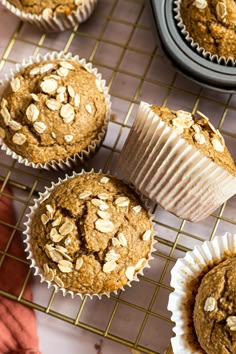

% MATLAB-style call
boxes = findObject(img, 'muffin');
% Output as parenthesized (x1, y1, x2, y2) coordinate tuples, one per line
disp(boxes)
(194, 257, 236, 354)
(168, 233, 236, 354)
(1, 0, 97, 32)
(23, 171, 155, 297)
(0, 52, 111, 169)
(176, 0, 236, 63)
(119, 101, 236, 222)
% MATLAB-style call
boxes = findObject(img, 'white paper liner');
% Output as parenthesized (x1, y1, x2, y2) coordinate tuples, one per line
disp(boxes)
(0, 51, 111, 170)
(167, 232, 236, 354)
(119, 101, 236, 222)
(1, 0, 97, 32)
(173, 0, 236, 66)
(23, 169, 157, 299)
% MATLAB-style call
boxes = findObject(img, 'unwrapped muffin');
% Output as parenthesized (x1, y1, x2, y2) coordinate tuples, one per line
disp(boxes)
(168, 233, 236, 354)
(24, 171, 155, 297)
(0, 52, 111, 169)
(1, 0, 97, 32)
(175, 0, 236, 63)
(119, 101, 236, 222)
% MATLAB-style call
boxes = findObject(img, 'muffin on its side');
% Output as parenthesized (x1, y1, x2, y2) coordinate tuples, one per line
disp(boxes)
(24, 172, 154, 297)
(119, 101, 236, 222)
(178, 0, 236, 61)
(194, 257, 236, 354)
(0, 52, 110, 169)
(1, 0, 97, 32)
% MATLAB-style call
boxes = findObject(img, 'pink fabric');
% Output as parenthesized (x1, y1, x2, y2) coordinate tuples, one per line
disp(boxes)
(0, 186, 39, 354)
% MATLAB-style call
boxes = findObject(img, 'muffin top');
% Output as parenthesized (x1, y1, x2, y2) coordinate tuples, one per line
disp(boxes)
(7, 0, 84, 16)
(152, 106, 236, 176)
(0, 59, 107, 164)
(30, 173, 153, 294)
(180, 0, 236, 59)
(193, 257, 236, 354)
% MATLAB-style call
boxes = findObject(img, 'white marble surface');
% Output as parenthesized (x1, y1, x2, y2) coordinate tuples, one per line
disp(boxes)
(0, 1, 236, 354)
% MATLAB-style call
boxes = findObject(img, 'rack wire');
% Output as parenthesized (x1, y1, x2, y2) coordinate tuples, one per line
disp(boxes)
(0, 0, 236, 353)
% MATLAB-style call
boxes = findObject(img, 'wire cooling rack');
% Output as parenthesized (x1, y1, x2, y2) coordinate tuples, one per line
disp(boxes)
(0, 1, 236, 353)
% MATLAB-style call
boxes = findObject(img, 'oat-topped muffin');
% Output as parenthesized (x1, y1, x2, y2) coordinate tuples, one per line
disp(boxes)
(2, 0, 97, 31)
(0, 56, 109, 166)
(151, 106, 236, 175)
(119, 101, 236, 222)
(180, 0, 236, 59)
(27, 173, 153, 295)
(194, 257, 236, 354)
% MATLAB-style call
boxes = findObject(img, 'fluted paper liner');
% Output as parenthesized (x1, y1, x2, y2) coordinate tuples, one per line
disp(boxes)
(174, 0, 236, 66)
(119, 101, 236, 222)
(167, 232, 236, 353)
(1, 0, 97, 32)
(23, 169, 157, 299)
(0, 51, 111, 170)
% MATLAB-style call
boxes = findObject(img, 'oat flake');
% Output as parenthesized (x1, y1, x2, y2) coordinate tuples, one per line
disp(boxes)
(125, 266, 135, 281)
(103, 260, 117, 273)
(33, 121, 47, 134)
(8, 120, 22, 131)
(12, 133, 26, 145)
(79, 191, 92, 199)
(64, 135, 74, 143)
(100, 176, 109, 184)
(40, 79, 58, 94)
(95, 219, 114, 233)
(204, 297, 216, 312)
(75, 258, 83, 271)
(118, 232, 127, 247)
(10, 77, 21, 92)
(142, 230, 152, 241)
(26, 104, 39, 122)
(46, 99, 61, 111)
(60, 61, 75, 70)
(193, 0, 207, 9)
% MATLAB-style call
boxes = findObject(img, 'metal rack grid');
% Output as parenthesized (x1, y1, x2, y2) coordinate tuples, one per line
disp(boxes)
(0, 0, 236, 353)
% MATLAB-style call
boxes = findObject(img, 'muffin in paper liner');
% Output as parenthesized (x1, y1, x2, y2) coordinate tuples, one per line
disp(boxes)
(119, 101, 236, 222)
(23, 169, 157, 299)
(1, 0, 97, 32)
(174, 0, 236, 66)
(167, 232, 236, 354)
(0, 51, 111, 170)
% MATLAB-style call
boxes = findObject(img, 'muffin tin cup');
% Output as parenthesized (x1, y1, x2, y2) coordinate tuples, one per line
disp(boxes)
(0, 51, 111, 170)
(168, 232, 236, 353)
(1, 0, 97, 32)
(173, 0, 236, 66)
(118, 101, 236, 222)
(23, 169, 157, 299)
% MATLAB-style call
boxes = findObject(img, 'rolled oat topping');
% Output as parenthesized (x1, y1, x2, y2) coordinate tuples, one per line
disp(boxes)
(0, 58, 108, 164)
(29, 173, 153, 294)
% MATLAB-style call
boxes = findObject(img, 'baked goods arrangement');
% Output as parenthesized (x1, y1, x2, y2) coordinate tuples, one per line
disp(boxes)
(1, 1, 236, 353)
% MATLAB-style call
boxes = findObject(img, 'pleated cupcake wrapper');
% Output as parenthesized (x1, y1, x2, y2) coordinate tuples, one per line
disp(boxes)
(167, 232, 236, 354)
(119, 101, 236, 222)
(0, 51, 111, 170)
(1, 0, 97, 32)
(173, 0, 236, 66)
(23, 169, 157, 300)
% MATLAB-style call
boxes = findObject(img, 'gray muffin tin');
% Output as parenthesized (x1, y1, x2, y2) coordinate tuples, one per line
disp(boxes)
(148, 0, 236, 92)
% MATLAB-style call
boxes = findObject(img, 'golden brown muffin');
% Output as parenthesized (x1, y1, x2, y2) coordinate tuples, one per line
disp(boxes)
(7, 0, 84, 16)
(29, 173, 153, 295)
(180, 0, 236, 59)
(0, 59, 107, 164)
(152, 106, 236, 175)
(194, 257, 236, 354)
